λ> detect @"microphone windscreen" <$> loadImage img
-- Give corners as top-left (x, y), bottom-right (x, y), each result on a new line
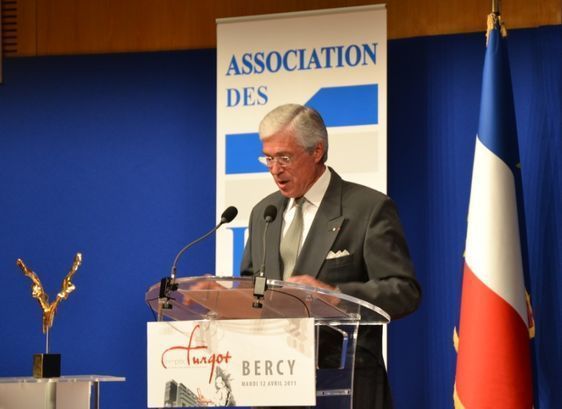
top-left (263, 205), bottom-right (277, 222)
top-left (220, 206), bottom-right (238, 223)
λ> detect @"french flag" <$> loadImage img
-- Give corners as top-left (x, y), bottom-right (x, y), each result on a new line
top-left (454, 13), bottom-right (533, 409)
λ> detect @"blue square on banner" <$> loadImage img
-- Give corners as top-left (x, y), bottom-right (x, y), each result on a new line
top-left (306, 84), bottom-right (379, 127)
top-left (225, 132), bottom-right (266, 174)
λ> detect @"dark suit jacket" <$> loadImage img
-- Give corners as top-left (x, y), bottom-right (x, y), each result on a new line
top-left (240, 169), bottom-right (421, 408)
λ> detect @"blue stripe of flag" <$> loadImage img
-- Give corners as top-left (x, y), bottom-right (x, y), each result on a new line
top-left (477, 27), bottom-right (519, 172)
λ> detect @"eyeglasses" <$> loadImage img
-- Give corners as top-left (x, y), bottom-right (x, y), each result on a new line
top-left (258, 155), bottom-right (293, 168)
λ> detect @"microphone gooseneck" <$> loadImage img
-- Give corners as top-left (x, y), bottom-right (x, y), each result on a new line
top-left (170, 206), bottom-right (238, 280)
top-left (253, 205), bottom-right (277, 308)
top-left (258, 205), bottom-right (277, 274)
top-left (159, 206), bottom-right (238, 312)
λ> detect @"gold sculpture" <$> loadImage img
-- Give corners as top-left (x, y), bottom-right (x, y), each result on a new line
top-left (17, 253), bottom-right (82, 334)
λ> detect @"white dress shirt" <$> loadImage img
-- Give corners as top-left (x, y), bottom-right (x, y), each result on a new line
top-left (281, 167), bottom-right (332, 254)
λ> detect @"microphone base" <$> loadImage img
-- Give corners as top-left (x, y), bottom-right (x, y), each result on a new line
top-left (252, 274), bottom-right (267, 309)
top-left (253, 274), bottom-right (267, 296)
top-left (158, 300), bottom-right (173, 310)
top-left (158, 277), bottom-right (178, 312)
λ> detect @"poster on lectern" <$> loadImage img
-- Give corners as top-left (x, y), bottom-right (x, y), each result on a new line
top-left (216, 5), bottom-right (387, 276)
top-left (147, 318), bottom-right (315, 407)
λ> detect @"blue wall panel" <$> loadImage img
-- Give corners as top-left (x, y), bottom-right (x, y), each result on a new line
top-left (0, 50), bottom-right (217, 408)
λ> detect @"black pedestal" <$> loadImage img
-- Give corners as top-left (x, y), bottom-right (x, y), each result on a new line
top-left (33, 353), bottom-right (61, 378)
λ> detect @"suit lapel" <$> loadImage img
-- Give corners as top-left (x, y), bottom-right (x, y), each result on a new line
top-left (295, 169), bottom-right (345, 278)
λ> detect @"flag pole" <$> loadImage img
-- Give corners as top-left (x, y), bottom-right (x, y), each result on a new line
top-left (492, 0), bottom-right (501, 14)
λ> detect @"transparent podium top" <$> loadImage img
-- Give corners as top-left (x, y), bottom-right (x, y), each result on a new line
top-left (145, 276), bottom-right (389, 325)
top-left (0, 375), bottom-right (126, 384)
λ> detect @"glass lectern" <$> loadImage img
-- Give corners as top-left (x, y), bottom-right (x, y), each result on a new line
top-left (146, 276), bottom-right (389, 408)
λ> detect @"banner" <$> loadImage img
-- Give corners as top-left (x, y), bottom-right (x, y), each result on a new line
top-left (216, 5), bottom-right (387, 275)
top-left (147, 318), bottom-right (315, 407)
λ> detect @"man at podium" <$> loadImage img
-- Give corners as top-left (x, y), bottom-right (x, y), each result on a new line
top-left (240, 103), bottom-right (421, 409)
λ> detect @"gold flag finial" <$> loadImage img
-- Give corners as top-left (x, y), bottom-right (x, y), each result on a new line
top-left (486, 3), bottom-right (508, 44)
top-left (17, 253), bottom-right (82, 334)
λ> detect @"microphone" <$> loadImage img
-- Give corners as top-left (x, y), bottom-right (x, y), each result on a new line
top-left (220, 206), bottom-right (238, 224)
top-left (263, 205), bottom-right (277, 223)
top-left (258, 205), bottom-right (277, 274)
top-left (170, 206), bottom-right (238, 280)
top-left (159, 206), bottom-right (238, 311)
top-left (253, 205), bottom-right (277, 308)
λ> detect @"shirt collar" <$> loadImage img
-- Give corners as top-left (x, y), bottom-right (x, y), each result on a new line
top-left (288, 166), bottom-right (331, 209)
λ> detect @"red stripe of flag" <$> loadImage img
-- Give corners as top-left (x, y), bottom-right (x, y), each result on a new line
top-left (456, 262), bottom-right (532, 408)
